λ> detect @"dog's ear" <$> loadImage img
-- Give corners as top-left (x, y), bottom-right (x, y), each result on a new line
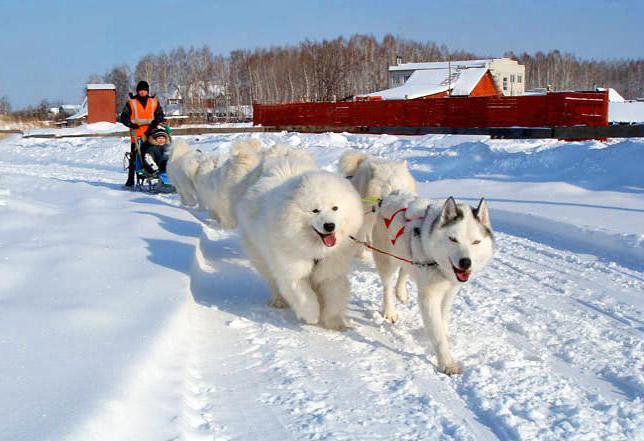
top-left (474, 198), bottom-right (491, 230)
top-left (440, 197), bottom-right (460, 226)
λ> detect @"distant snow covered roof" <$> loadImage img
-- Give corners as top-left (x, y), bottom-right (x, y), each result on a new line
top-left (451, 68), bottom-right (488, 96)
top-left (608, 89), bottom-right (625, 102)
top-left (369, 69), bottom-right (450, 99)
top-left (363, 67), bottom-right (489, 100)
top-left (87, 84), bottom-right (116, 90)
top-left (66, 98), bottom-right (88, 121)
top-left (596, 87), bottom-right (625, 103)
top-left (389, 59), bottom-right (492, 72)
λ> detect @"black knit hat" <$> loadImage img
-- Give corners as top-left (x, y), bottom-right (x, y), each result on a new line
top-left (147, 127), bottom-right (169, 140)
top-left (136, 80), bottom-right (150, 92)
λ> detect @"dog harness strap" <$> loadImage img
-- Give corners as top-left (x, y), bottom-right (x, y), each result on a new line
top-left (350, 236), bottom-right (414, 265)
top-left (350, 235), bottom-right (437, 268)
top-left (361, 197), bottom-right (381, 216)
top-left (361, 196), bottom-right (381, 205)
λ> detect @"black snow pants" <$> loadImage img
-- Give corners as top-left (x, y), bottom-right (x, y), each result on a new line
top-left (125, 141), bottom-right (136, 186)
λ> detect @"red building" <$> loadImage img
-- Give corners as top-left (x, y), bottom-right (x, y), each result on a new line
top-left (86, 84), bottom-right (116, 124)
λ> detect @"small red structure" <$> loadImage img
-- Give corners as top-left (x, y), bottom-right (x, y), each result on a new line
top-left (465, 71), bottom-right (498, 97)
top-left (253, 92), bottom-right (609, 129)
top-left (86, 84), bottom-right (116, 124)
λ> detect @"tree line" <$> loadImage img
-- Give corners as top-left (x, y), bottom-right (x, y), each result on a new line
top-left (0, 96), bottom-right (11, 115)
top-left (5, 34), bottom-right (643, 118)
top-left (121, 34), bottom-right (642, 108)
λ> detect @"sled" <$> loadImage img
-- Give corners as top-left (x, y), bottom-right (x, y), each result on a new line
top-left (123, 136), bottom-right (176, 194)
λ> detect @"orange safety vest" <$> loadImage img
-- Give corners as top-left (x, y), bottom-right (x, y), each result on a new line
top-left (128, 96), bottom-right (158, 142)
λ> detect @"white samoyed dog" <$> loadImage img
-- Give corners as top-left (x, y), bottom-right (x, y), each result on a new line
top-left (339, 150), bottom-right (417, 300)
top-left (193, 154), bottom-right (221, 215)
top-left (339, 151), bottom-right (416, 243)
top-left (236, 147), bottom-right (364, 330)
top-left (193, 140), bottom-right (310, 229)
top-left (193, 139), bottom-right (263, 228)
top-left (166, 138), bottom-right (206, 206)
top-left (372, 193), bottom-right (494, 374)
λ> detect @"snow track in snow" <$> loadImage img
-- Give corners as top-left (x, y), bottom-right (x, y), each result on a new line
top-left (181, 223), bottom-right (643, 440)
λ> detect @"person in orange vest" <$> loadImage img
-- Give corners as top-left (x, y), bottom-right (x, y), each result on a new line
top-left (120, 80), bottom-right (165, 187)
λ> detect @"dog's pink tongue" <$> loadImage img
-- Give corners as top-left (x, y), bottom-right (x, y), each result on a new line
top-left (455, 270), bottom-right (471, 282)
top-left (322, 233), bottom-right (336, 247)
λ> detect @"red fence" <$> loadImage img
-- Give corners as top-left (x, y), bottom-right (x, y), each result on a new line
top-left (253, 92), bottom-right (609, 128)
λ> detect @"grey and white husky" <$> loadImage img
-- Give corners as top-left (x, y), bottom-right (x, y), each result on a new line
top-left (371, 192), bottom-right (495, 375)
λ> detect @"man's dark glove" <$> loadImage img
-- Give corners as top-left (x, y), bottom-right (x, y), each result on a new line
top-left (129, 123), bottom-right (140, 129)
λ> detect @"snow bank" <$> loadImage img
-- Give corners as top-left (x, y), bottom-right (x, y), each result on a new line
top-left (23, 122), bottom-right (128, 137)
top-left (0, 173), bottom-right (199, 440)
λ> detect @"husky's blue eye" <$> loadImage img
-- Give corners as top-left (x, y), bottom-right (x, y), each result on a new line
top-left (312, 209), bottom-right (320, 214)
top-left (449, 236), bottom-right (459, 243)
top-left (472, 240), bottom-right (481, 245)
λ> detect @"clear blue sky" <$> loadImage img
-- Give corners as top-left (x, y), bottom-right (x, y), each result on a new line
top-left (0, 0), bottom-right (642, 108)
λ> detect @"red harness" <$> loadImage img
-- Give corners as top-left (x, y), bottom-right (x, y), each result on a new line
top-left (382, 207), bottom-right (425, 245)
top-left (351, 201), bottom-right (436, 269)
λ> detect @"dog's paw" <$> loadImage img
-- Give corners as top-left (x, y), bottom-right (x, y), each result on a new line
top-left (296, 302), bottom-right (320, 325)
top-left (321, 315), bottom-right (353, 332)
top-left (268, 295), bottom-right (288, 309)
top-left (383, 309), bottom-right (399, 324)
top-left (395, 287), bottom-right (408, 304)
top-left (438, 361), bottom-right (462, 376)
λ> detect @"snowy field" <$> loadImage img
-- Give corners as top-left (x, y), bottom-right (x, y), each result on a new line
top-left (0, 131), bottom-right (642, 440)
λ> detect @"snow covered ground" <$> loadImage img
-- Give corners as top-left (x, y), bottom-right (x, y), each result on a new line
top-left (20, 121), bottom-right (253, 137)
top-left (0, 131), bottom-right (642, 440)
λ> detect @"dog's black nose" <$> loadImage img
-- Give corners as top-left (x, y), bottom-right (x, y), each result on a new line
top-left (459, 258), bottom-right (471, 270)
top-left (323, 222), bottom-right (335, 233)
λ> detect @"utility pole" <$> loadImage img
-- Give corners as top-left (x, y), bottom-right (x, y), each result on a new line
top-left (448, 58), bottom-right (452, 97)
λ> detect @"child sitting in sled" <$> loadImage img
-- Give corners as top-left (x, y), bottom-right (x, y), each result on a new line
top-left (140, 126), bottom-right (170, 175)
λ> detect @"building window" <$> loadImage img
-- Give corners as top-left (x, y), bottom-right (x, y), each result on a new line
top-left (510, 74), bottom-right (515, 82)
top-left (503, 77), bottom-right (508, 91)
top-left (395, 73), bottom-right (409, 85)
top-left (518, 75), bottom-right (523, 83)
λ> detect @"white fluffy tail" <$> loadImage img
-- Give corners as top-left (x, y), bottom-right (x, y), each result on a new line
top-left (339, 151), bottom-right (369, 177)
top-left (231, 138), bottom-right (262, 156)
top-left (195, 154), bottom-right (219, 176)
top-left (262, 144), bottom-right (317, 180)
